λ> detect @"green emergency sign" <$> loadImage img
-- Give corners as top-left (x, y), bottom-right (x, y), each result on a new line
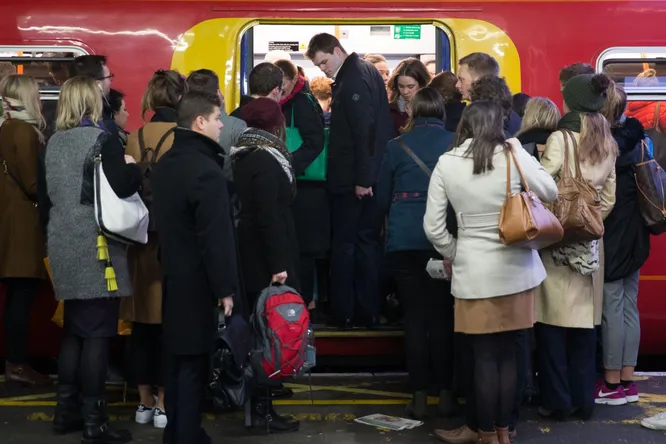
top-left (393, 25), bottom-right (421, 40)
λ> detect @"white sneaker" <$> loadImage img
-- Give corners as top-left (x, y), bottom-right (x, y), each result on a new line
top-left (641, 411), bottom-right (666, 431)
top-left (135, 403), bottom-right (155, 424)
top-left (153, 407), bottom-right (167, 429)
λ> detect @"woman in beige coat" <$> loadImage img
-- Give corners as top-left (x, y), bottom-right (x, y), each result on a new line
top-left (425, 101), bottom-right (558, 444)
top-left (536, 73), bottom-right (617, 421)
top-left (120, 70), bottom-right (186, 429)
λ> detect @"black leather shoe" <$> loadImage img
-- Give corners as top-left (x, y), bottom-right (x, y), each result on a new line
top-left (53, 384), bottom-right (83, 435)
top-left (270, 385), bottom-right (294, 399)
top-left (248, 398), bottom-right (299, 434)
top-left (81, 398), bottom-right (132, 444)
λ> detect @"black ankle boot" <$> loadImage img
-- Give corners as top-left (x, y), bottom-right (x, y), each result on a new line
top-left (81, 398), bottom-right (132, 444)
top-left (53, 384), bottom-right (83, 435)
top-left (437, 389), bottom-right (462, 417)
top-left (270, 384), bottom-right (294, 399)
top-left (405, 390), bottom-right (428, 420)
top-left (248, 397), bottom-right (299, 434)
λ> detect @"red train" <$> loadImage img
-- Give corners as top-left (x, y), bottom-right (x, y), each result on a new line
top-left (0, 0), bottom-right (665, 359)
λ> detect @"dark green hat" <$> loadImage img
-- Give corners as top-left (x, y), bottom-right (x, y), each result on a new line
top-left (562, 74), bottom-right (610, 113)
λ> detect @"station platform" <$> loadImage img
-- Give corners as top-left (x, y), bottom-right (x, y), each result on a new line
top-left (1, 373), bottom-right (665, 443)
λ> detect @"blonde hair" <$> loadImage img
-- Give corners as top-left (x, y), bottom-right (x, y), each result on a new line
top-left (56, 76), bottom-right (103, 131)
top-left (0, 74), bottom-right (46, 139)
top-left (516, 97), bottom-right (560, 137)
top-left (579, 112), bottom-right (618, 165)
top-left (634, 68), bottom-right (659, 87)
top-left (601, 81), bottom-right (627, 127)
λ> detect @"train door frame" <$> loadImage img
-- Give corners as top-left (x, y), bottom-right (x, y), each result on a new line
top-left (238, 23), bottom-right (453, 96)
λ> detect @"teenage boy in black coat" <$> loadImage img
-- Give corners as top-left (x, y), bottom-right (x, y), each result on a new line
top-left (151, 91), bottom-right (239, 444)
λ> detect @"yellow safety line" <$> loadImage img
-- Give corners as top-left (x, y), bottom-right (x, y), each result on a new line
top-left (0, 392), bottom-right (58, 402)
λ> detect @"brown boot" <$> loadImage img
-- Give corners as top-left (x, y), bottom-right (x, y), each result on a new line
top-left (5, 361), bottom-right (52, 387)
top-left (433, 425), bottom-right (478, 444)
top-left (495, 426), bottom-right (511, 444)
top-left (478, 430), bottom-right (500, 444)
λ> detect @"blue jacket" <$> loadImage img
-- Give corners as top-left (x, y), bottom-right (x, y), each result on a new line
top-left (377, 117), bottom-right (454, 253)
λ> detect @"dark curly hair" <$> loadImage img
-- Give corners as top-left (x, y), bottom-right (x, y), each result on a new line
top-left (470, 75), bottom-right (513, 119)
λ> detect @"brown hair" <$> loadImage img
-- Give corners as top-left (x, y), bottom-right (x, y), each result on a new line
top-left (601, 82), bottom-right (627, 127)
top-left (274, 59), bottom-right (299, 81)
top-left (459, 53), bottom-right (499, 78)
top-left (429, 71), bottom-right (462, 104)
top-left (470, 75), bottom-right (513, 119)
top-left (305, 33), bottom-right (346, 59)
top-left (559, 62), bottom-right (595, 86)
top-left (402, 87), bottom-right (446, 133)
top-left (363, 54), bottom-right (386, 65)
top-left (248, 62), bottom-right (283, 96)
top-left (578, 113), bottom-right (618, 165)
top-left (454, 100), bottom-right (507, 175)
top-left (388, 58), bottom-right (432, 104)
top-left (310, 77), bottom-right (333, 101)
top-left (142, 69), bottom-right (187, 120)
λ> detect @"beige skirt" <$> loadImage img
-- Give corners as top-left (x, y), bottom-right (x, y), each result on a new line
top-left (454, 288), bottom-right (536, 334)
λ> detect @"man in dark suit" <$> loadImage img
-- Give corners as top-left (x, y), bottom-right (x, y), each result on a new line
top-left (151, 91), bottom-right (239, 444)
top-left (305, 33), bottom-right (394, 328)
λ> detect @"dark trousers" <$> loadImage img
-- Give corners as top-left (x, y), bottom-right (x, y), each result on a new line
top-left (163, 353), bottom-right (210, 444)
top-left (329, 193), bottom-right (381, 321)
top-left (535, 323), bottom-right (596, 412)
top-left (390, 251), bottom-right (454, 391)
top-left (130, 323), bottom-right (164, 386)
top-left (511, 328), bottom-right (532, 427)
top-left (3, 278), bottom-right (41, 363)
top-left (58, 333), bottom-right (110, 398)
top-left (299, 256), bottom-right (329, 306)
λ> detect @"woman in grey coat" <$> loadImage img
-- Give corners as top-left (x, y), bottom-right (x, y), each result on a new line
top-left (45, 76), bottom-right (141, 444)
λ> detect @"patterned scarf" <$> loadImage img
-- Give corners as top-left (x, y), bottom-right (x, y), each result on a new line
top-left (0, 95), bottom-right (40, 127)
top-left (230, 128), bottom-right (295, 186)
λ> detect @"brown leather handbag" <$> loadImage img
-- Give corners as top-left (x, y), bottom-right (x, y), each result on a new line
top-left (499, 147), bottom-right (563, 250)
top-left (550, 129), bottom-right (604, 245)
top-left (634, 139), bottom-right (666, 234)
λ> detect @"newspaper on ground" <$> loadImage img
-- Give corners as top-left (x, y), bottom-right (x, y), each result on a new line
top-left (354, 413), bottom-right (424, 431)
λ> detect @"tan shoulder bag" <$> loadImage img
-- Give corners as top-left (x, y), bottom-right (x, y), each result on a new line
top-left (499, 146), bottom-right (563, 250)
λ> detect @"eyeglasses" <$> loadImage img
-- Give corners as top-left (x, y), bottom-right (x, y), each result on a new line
top-left (98, 73), bottom-right (115, 81)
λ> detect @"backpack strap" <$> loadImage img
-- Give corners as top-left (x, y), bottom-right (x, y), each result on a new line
top-left (396, 138), bottom-right (431, 177)
top-left (152, 126), bottom-right (176, 165)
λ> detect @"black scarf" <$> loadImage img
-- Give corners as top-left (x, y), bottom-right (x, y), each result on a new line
top-left (558, 112), bottom-right (582, 133)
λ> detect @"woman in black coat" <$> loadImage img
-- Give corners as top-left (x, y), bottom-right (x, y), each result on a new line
top-left (230, 97), bottom-right (300, 435)
top-left (274, 59), bottom-right (329, 309)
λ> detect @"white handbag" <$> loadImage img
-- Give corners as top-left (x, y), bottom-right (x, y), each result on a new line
top-left (93, 154), bottom-right (149, 245)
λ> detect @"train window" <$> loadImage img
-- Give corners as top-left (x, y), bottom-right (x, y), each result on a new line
top-left (0, 46), bottom-right (88, 99)
top-left (239, 24), bottom-right (448, 95)
top-left (598, 47), bottom-right (666, 98)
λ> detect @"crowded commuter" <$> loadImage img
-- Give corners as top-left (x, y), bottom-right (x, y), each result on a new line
top-left (273, 58), bottom-right (329, 310)
top-left (425, 100), bottom-right (558, 444)
top-left (69, 55), bottom-right (115, 124)
top-left (306, 33), bottom-right (394, 328)
top-left (387, 58), bottom-right (432, 135)
top-left (230, 97), bottom-right (300, 434)
top-left (47, 75), bottom-right (140, 444)
top-left (108, 89), bottom-right (129, 145)
top-left (120, 69), bottom-right (186, 430)
top-left (429, 71), bottom-right (466, 132)
top-left (363, 53), bottom-right (391, 87)
top-left (377, 87), bottom-right (457, 420)
top-left (516, 97), bottom-right (561, 160)
top-left (310, 76), bottom-right (333, 127)
top-left (187, 69), bottom-right (247, 181)
top-left (536, 73), bottom-right (617, 421)
top-left (558, 63), bottom-right (595, 90)
top-left (469, 75), bottom-right (521, 136)
top-left (424, 59), bottom-right (437, 76)
top-left (230, 62), bottom-right (283, 118)
top-left (597, 82), bottom-right (650, 405)
top-left (512, 93), bottom-right (530, 119)
top-left (0, 74), bottom-right (51, 388)
top-left (151, 90), bottom-right (239, 444)
top-left (455, 52), bottom-right (500, 101)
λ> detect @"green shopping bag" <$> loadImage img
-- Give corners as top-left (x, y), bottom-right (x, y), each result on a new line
top-left (285, 95), bottom-right (328, 181)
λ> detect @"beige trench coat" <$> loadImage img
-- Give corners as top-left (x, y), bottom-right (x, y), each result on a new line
top-left (536, 130), bottom-right (616, 329)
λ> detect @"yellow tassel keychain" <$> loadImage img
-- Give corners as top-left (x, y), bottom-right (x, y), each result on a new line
top-left (96, 232), bottom-right (109, 261)
top-left (105, 264), bottom-right (118, 292)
